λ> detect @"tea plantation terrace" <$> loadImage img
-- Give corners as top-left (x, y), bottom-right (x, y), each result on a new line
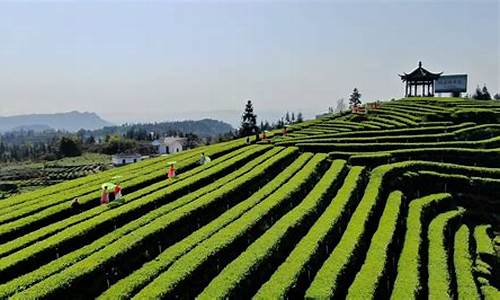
top-left (0, 97), bottom-right (498, 299)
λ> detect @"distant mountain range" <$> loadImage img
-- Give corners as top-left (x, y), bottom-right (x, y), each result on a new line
top-left (0, 111), bottom-right (113, 133)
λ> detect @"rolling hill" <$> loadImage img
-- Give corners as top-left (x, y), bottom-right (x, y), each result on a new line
top-left (0, 111), bottom-right (113, 133)
top-left (0, 97), bottom-right (498, 299)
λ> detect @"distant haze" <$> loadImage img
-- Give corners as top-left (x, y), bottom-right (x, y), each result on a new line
top-left (0, 1), bottom-right (498, 124)
top-left (0, 111), bottom-right (112, 132)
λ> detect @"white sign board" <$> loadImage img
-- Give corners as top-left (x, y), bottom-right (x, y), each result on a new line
top-left (435, 74), bottom-right (467, 93)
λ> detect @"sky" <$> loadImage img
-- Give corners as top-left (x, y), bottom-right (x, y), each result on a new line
top-left (0, 0), bottom-right (498, 125)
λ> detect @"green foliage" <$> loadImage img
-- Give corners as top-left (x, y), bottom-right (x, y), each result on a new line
top-left (58, 137), bottom-right (81, 157)
top-left (240, 100), bottom-right (258, 136)
top-left (391, 193), bottom-right (453, 300)
top-left (100, 135), bottom-right (138, 155)
top-left (1, 97), bottom-right (499, 299)
top-left (199, 160), bottom-right (347, 299)
top-left (2, 145), bottom-right (291, 298)
top-left (254, 167), bottom-right (364, 299)
top-left (427, 209), bottom-right (464, 299)
top-left (454, 225), bottom-right (481, 300)
top-left (133, 154), bottom-right (327, 299)
top-left (98, 152), bottom-right (312, 299)
top-left (451, 108), bottom-right (499, 124)
top-left (347, 191), bottom-right (403, 299)
top-left (349, 88), bottom-right (362, 107)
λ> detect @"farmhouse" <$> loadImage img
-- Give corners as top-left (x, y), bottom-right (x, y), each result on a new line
top-left (152, 137), bottom-right (186, 154)
top-left (111, 153), bottom-right (143, 166)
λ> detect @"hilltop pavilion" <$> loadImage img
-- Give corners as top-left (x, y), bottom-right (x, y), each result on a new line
top-left (399, 61), bottom-right (442, 97)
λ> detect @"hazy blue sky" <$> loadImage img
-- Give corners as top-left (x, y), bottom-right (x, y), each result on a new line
top-left (0, 0), bottom-right (498, 124)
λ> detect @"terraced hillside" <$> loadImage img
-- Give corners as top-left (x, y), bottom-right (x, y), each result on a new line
top-left (0, 97), bottom-right (499, 299)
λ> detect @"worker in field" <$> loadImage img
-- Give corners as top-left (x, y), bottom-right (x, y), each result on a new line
top-left (114, 182), bottom-right (122, 199)
top-left (283, 126), bottom-right (288, 136)
top-left (168, 162), bottom-right (176, 181)
top-left (199, 153), bottom-right (211, 165)
top-left (71, 198), bottom-right (81, 213)
top-left (100, 186), bottom-right (110, 205)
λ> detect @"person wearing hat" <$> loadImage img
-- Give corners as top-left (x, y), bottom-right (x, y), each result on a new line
top-left (114, 182), bottom-right (122, 199)
top-left (71, 198), bottom-right (81, 213)
top-left (168, 162), bottom-right (176, 181)
top-left (199, 153), bottom-right (206, 165)
top-left (101, 186), bottom-right (109, 205)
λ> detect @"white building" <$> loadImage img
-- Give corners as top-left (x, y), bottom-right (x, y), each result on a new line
top-left (112, 153), bottom-right (143, 166)
top-left (152, 137), bottom-right (186, 155)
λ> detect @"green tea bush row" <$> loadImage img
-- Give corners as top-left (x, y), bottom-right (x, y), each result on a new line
top-left (198, 160), bottom-right (347, 299)
top-left (427, 208), bottom-right (464, 299)
top-left (97, 152), bottom-right (314, 299)
top-left (346, 191), bottom-right (403, 299)
top-left (132, 154), bottom-right (327, 299)
top-left (454, 225), bottom-right (481, 300)
top-left (391, 193), bottom-right (453, 299)
top-left (4, 147), bottom-right (297, 299)
top-left (0, 145), bottom-right (278, 285)
top-left (253, 166), bottom-right (365, 299)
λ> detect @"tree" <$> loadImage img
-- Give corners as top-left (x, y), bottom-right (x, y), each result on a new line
top-left (240, 100), bottom-right (258, 136)
top-left (482, 86), bottom-right (492, 100)
top-left (335, 98), bottom-right (346, 113)
top-left (85, 135), bottom-right (96, 145)
top-left (291, 112), bottom-right (295, 123)
top-left (185, 133), bottom-right (201, 149)
top-left (349, 88), bottom-right (362, 108)
top-left (296, 112), bottom-right (304, 123)
top-left (59, 137), bottom-right (81, 157)
top-left (494, 93), bottom-right (500, 100)
top-left (285, 112), bottom-right (291, 124)
top-left (473, 85), bottom-right (492, 100)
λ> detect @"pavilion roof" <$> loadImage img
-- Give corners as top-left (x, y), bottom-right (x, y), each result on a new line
top-left (399, 61), bottom-right (442, 81)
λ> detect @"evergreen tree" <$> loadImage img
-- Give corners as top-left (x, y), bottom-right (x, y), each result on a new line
top-left (296, 112), bottom-right (304, 123)
top-left (291, 112), bottom-right (295, 123)
top-left (240, 100), bottom-right (258, 136)
top-left (494, 93), bottom-right (500, 100)
top-left (285, 112), bottom-right (291, 124)
top-left (473, 86), bottom-right (483, 99)
top-left (473, 85), bottom-right (492, 100)
top-left (349, 88), bottom-right (362, 108)
top-left (482, 86), bottom-right (492, 100)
